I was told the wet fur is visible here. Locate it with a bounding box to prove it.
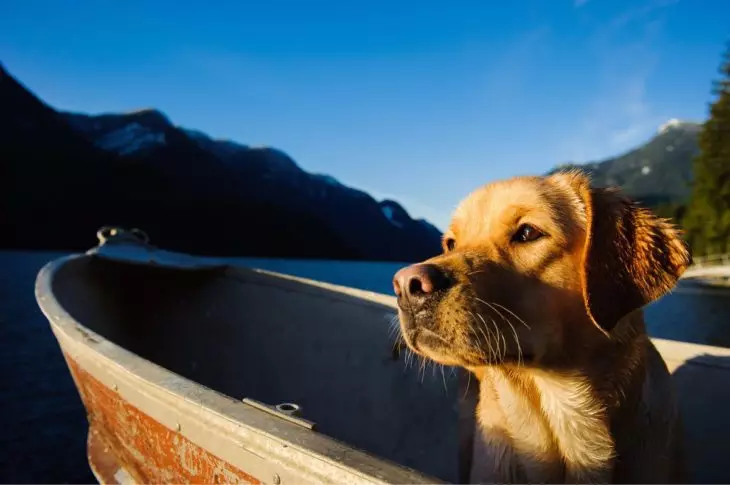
[396,171,690,484]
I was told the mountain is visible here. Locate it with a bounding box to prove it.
[1,64,442,261]
[548,119,702,207]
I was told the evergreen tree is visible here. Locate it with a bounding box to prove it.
[683,43,730,256]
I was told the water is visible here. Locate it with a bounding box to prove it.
[1,250,729,483]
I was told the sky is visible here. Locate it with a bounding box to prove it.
[1,0,728,230]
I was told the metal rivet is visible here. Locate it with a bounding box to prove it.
[176,423,181,432]
[272,473,281,485]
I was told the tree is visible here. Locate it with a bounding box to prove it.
[683,43,730,256]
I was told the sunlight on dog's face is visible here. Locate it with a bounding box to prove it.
[394,174,592,369]
[394,170,691,371]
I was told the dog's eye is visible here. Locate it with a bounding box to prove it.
[444,237,456,252]
[512,224,544,243]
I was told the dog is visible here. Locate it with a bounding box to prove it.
[393,170,690,484]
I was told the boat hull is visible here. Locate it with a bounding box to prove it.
[62,351,260,484]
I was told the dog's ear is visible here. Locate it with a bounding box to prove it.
[555,171,692,334]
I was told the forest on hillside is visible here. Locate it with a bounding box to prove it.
[681,44,730,256]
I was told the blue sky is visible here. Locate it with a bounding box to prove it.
[1,0,728,230]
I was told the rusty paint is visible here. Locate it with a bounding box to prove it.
[63,352,261,485]
[88,422,124,484]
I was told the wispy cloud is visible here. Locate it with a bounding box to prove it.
[560,0,677,162]
[482,26,552,111]
[605,0,679,30]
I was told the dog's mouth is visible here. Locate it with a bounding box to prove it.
[397,310,460,363]
[401,327,467,367]
[408,327,445,352]
[398,308,536,367]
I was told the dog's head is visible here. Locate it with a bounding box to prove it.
[393,170,691,369]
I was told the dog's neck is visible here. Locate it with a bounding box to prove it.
[469,314,648,484]
[472,366,614,483]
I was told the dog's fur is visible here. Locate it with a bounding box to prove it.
[394,171,690,484]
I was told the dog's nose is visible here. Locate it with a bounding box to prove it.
[393,264,452,300]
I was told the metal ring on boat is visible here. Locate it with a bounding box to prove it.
[96,226,151,245]
[275,403,301,416]
[129,227,150,244]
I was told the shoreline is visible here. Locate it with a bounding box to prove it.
[676,278,730,295]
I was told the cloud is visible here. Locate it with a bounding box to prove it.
[559,1,677,162]
[561,70,664,163]
[482,26,551,110]
[605,0,679,30]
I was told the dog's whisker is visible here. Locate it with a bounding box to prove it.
[440,365,449,394]
[475,312,499,362]
[470,312,489,360]
[462,370,472,401]
[502,310,524,366]
[476,330,488,362]
[484,300,524,367]
[492,316,507,361]
[487,303,507,358]
[485,299,532,331]
[419,355,427,383]
[387,315,401,339]
[478,320,494,362]
[467,326,486,362]
[470,324,488,362]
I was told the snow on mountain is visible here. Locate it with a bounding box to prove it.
[95,122,166,155]
[65,110,171,155]
[657,118,701,135]
[381,204,404,228]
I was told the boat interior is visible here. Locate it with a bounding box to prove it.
[50,255,463,482]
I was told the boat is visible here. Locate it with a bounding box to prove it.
[36,227,730,484]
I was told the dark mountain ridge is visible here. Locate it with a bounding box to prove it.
[1,64,442,261]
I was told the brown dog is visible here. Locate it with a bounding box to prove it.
[393,170,690,484]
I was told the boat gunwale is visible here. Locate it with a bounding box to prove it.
[35,252,445,485]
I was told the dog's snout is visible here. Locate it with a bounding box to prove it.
[393,264,452,300]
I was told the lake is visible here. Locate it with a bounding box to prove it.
[1,250,730,483]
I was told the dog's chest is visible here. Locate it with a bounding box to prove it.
[472,369,614,483]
